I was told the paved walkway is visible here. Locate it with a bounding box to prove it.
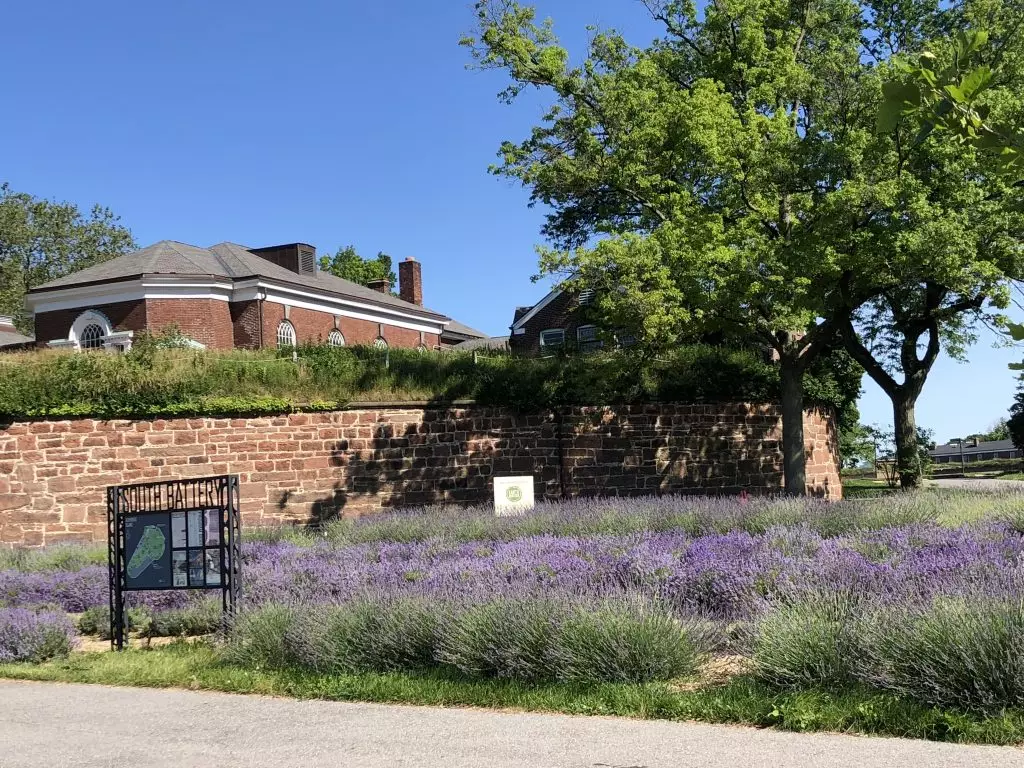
[1,681,1021,767]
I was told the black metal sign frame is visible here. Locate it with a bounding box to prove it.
[106,475,241,650]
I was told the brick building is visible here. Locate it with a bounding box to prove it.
[509,287,606,356]
[0,316,34,351]
[25,240,485,352]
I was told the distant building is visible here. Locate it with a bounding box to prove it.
[23,241,485,352]
[508,287,607,356]
[929,439,1021,463]
[0,316,34,351]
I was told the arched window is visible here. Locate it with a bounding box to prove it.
[79,324,105,350]
[277,321,296,348]
[373,337,388,350]
[69,310,112,351]
[328,329,345,348]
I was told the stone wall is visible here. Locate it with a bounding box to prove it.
[0,404,841,546]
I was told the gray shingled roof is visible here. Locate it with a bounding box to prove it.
[930,439,1018,457]
[30,240,451,322]
[0,329,34,348]
[442,319,487,339]
[454,335,510,352]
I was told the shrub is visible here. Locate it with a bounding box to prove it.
[223,605,297,669]
[859,599,1024,714]
[552,602,712,683]
[0,607,78,662]
[752,593,865,689]
[0,544,106,573]
[77,605,155,640]
[437,599,565,682]
[147,600,223,638]
[288,598,440,674]
[0,342,857,419]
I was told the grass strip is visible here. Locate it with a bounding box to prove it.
[1,643,1021,746]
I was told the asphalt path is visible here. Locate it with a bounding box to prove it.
[0,681,1021,768]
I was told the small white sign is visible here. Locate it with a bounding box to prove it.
[493,476,535,516]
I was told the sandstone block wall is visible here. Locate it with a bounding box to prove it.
[0,404,840,546]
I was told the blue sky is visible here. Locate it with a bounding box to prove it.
[3,0,1021,440]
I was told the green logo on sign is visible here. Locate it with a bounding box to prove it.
[505,486,523,503]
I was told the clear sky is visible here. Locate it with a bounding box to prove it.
[3,0,1021,441]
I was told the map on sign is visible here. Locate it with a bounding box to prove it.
[127,525,166,578]
[124,514,173,589]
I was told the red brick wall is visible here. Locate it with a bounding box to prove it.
[0,404,840,546]
[261,302,439,349]
[230,300,262,349]
[145,299,234,350]
[34,300,147,346]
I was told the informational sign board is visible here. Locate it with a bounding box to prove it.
[493,475,535,516]
[107,475,241,650]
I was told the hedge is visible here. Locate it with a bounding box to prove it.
[0,341,860,421]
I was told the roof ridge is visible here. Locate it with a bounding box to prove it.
[162,241,219,273]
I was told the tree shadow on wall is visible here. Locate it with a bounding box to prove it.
[273,405,835,528]
[279,412,531,526]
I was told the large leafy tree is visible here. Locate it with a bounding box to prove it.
[0,184,135,333]
[843,18,1024,488]
[319,245,396,291]
[465,0,1024,492]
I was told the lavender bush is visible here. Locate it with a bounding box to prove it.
[4,490,1024,705]
[230,596,710,684]
[0,607,78,662]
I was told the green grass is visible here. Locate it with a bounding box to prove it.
[0,341,855,419]
[1,643,1022,745]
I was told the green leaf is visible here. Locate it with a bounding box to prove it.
[876,101,903,134]
[960,66,993,99]
[1007,322,1024,342]
[882,81,921,108]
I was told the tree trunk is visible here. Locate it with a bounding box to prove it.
[892,390,922,490]
[779,359,806,496]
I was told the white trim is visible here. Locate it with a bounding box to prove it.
[70,310,113,348]
[25,278,235,313]
[258,286,445,335]
[276,320,297,348]
[255,281,447,330]
[27,275,450,336]
[511,289,563,331]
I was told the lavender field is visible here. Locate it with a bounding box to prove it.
[3,491,1024,713]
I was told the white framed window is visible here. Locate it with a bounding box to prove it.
[616,330,638,348]
[69,310,113,351]
[576,325,602,351]
[277,321,296,348]
[540,328,565,348]
[328,329,345,347]
[373,337,388,350]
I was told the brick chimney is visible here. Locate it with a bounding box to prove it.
[367,278,390,294]
[399,257,423,306]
